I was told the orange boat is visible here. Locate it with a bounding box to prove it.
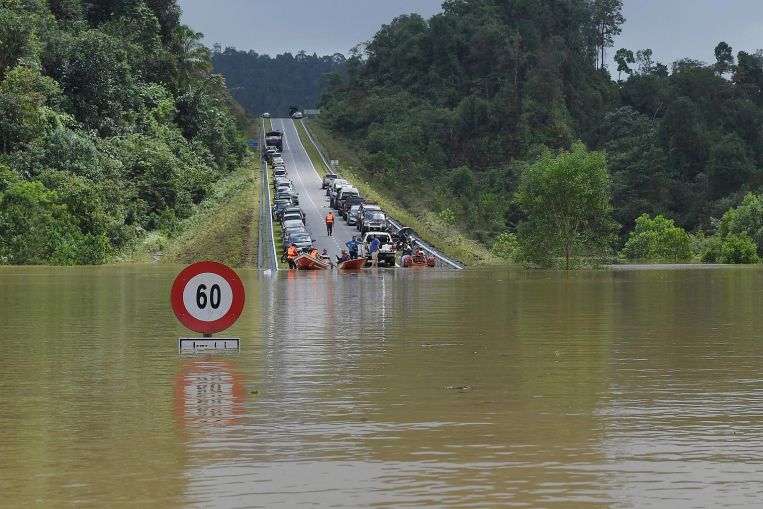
[294,253,330,270]
[337,258,367,270]
[402,253,436,268]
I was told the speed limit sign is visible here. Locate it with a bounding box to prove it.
[171,261,245,334]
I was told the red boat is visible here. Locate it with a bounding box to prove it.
[402,253,436,268]
[294,253,330,270]
[337,258,367,270]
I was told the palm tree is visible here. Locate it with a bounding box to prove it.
[173,25,211,92]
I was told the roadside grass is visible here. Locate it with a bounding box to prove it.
[264,117,272,132]
[121,156,260,267]
[301,120,501,266]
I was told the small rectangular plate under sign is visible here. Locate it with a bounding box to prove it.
[179,337,240,353]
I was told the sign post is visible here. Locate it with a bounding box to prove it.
[171,261,245,352]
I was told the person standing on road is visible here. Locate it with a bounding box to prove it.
[287,243,298,269]
[346,236,358,259]
[325,211,334,236]
[357,238,367,260]
[369,235,381,267]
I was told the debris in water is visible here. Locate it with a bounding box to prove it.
[445,385,472,391]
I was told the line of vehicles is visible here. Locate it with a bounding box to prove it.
[264,124,435,269]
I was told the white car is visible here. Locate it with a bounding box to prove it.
[292,111,303,119]
[262,112,270,118]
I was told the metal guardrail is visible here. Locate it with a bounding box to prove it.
[258,117,278,271]
[300,120,464,270]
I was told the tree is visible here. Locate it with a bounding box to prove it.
[714,41,734,76]
[621,214,691,261]
[590,0,625,70]
[614,48,634,81]
[173,26,211,92]
[515,143,618,269]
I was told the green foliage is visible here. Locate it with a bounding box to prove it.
[211,47,346,116]
[621,214,691,261]
[490,232,519,260]
[0,0,246,265]
[515,144,618,269]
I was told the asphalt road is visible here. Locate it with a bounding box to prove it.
[272,118,359,262]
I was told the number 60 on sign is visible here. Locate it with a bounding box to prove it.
[171,261,245,334]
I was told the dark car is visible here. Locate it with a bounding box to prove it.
[340,195,364,219]
[272,200,291,220]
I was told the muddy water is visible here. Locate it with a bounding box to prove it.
[1,265,763,507]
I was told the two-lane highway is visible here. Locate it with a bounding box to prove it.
[271,118,359,262]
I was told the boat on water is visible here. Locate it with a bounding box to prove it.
[337,258,367,270]
[401,253,436,268]
[294,253,330,270]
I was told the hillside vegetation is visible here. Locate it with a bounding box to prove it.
[212,48,346,117]
[319,0,763,264]
[0,0,246,264]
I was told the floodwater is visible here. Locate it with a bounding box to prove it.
[1,265,763,508]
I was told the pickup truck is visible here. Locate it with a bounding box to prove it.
[361,231,396,266]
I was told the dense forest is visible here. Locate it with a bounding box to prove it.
[0,0,246,264]
[319,0,763,263]
[212,48,346,117]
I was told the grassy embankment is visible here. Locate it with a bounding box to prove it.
[297,120,500,266]
[121,110,262,268]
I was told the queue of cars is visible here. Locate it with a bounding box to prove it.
[266,146,314,257]
[322,172,401,266]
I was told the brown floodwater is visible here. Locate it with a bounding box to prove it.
[1,265,762,507]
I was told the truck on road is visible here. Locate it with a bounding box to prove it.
[265,130,283,150]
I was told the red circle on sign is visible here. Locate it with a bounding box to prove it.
[171,261,245,334]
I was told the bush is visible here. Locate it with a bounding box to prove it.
[621,214,692,261]
[718,233,759,264]
[491,232,519,260]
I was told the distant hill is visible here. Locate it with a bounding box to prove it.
[212,47,346,117]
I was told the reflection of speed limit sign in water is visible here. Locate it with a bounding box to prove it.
[171,261,245,334]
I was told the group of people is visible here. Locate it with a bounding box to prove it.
[336,234,382,266]
[285,244,331,269]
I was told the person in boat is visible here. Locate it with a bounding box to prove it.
[309,247,319,258]
[346,236,358,259]
[412,247,426,264]
[319,248,334,268]
[336,249,350,263]
[287,243,298,269]
[402,243,413,256]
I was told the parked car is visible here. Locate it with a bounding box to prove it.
[273,168,287,177]
[281,218,304,232]
[346,204,361,226]
[272,200,291,220]
[262,112,270,118]
[358,204,387,233]
[334,186,359,209]
[340,195,364,219]
[322,173,338,189]
[286,231,312,251]
[327,178,348,196]
[282,207,306,222]
[281,212,304,224]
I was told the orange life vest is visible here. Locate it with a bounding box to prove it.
[287,246,298,259]
[326,213,334,224]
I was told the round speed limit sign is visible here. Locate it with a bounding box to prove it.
[171,261,245,334]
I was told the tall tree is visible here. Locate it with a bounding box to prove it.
[714,41,734,75]
[515,143,618,269]
[614,48,634,81]
[173,26,211,92]
[590,0,625,70]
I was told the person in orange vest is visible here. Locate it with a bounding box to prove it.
[287,243,298,269]
[325,211,334,236]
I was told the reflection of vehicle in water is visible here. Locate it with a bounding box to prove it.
[173,360,245,432]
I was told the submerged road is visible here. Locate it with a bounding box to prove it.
[271,118,359,262]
